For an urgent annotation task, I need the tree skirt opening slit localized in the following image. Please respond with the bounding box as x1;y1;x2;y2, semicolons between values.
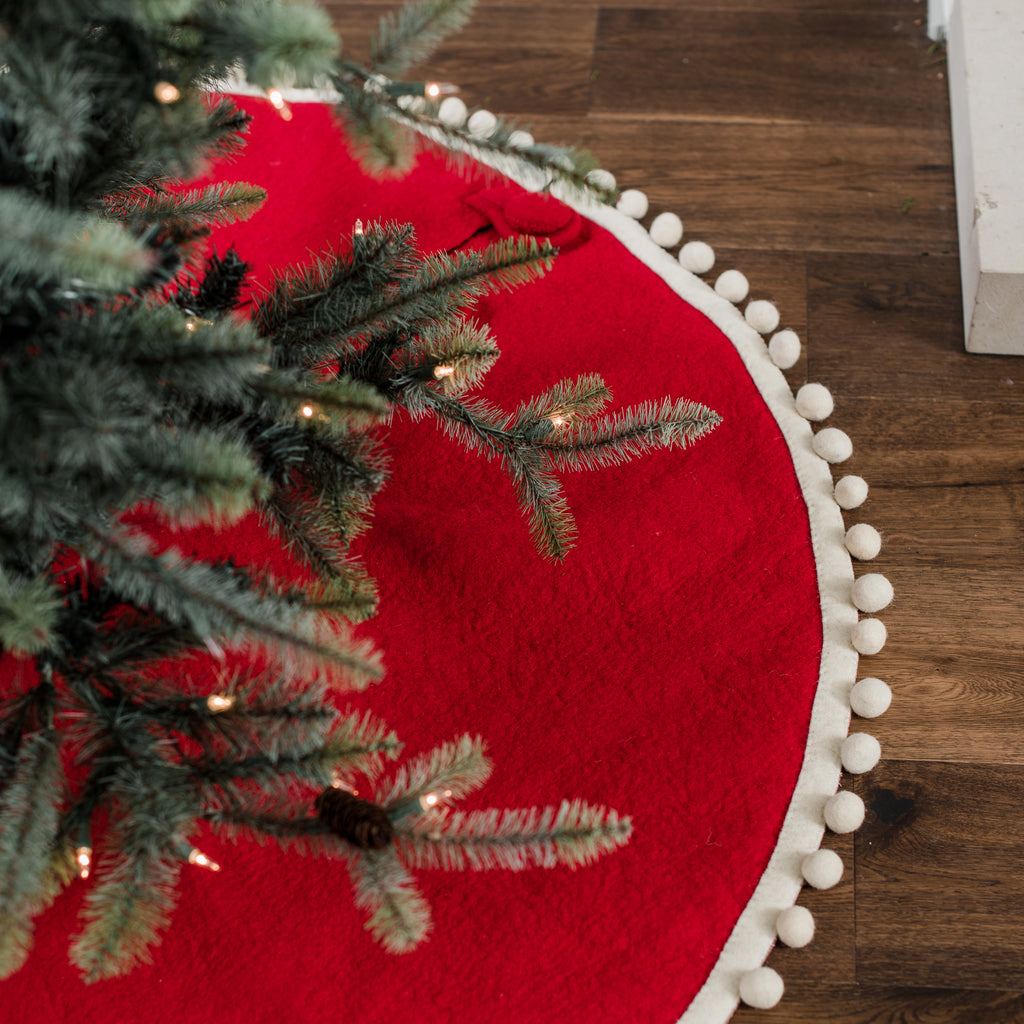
4;95;889;1024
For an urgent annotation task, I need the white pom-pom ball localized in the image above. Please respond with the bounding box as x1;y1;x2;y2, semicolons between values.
678;241;715;274
834;475;869;509
649;211;684;248
738;967;784;1010
824;790;865;834
852;573;894;613
714;269;749;303
801;848;844;889
841;733;882;774
508;129;535;149
850;677;892;718
852;617;887;655
586;168;616;191
768;329;801;369
616;189;648;219
744;299;780;335
467;109;497;138
776;905;815;948
438;96;468;126
397;94;426;114
795;382;834;421
812;427;853;463
845;523;882;560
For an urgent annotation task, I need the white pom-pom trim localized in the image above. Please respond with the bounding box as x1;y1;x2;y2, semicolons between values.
812;427;853;464
438;96;468;127
850;677;892;718
834;474;869;509
776;905;815;948
767;329;801;369
714;269;749;303
649;211;684;248
795;382;834;422
845;523;882;560
616;189;648;219
852;573;894;613
678;241;715;274
841;733;882;774
852;617;887;655
744;299;780;335
738;967;785;1009
397;94;426;114
508;129;535;149
467;109;498;138
801;848;844;889
586;168;617;191
824;790;865;834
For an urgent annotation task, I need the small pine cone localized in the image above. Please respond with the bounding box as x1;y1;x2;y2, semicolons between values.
315;787;394;851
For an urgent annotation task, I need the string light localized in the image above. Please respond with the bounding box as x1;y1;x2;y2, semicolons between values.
433;364;456;380
424;82;459;98
205;693;235;713
187;848;221;872
420;792;440;809
550;413;568;428
353;218;365;236
300;404;315;418
267;88;293;121
153;81;180;104
184;319;196;332
75;845;92;880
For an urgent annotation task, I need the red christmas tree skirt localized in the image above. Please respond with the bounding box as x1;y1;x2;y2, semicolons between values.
3;96;878;1023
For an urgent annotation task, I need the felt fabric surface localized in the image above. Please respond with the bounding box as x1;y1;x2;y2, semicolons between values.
2;97;845;1024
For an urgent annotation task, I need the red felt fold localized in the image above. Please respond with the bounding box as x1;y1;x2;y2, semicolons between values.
3;97;821;1024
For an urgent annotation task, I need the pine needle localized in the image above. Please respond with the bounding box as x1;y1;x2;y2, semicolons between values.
378;734;492;814
371;0;478;78
347;848;432;952
396;799;633;872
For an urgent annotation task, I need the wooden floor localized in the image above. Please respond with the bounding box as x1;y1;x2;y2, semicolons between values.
333;1;1024;1020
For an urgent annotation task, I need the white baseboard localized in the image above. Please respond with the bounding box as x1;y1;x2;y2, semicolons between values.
945;0;1024;354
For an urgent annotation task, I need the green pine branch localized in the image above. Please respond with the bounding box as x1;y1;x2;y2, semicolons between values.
347;847;431;952
370;0;477;78
395;799;633;871
378;734;492;817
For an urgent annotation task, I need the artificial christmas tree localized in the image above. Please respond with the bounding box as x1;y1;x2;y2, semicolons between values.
0;0;720;980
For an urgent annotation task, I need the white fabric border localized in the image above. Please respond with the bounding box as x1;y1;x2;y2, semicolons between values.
222;86;861;1023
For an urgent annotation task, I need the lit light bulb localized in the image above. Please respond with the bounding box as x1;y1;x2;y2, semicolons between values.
301;404;315;418
154;81;181;104
433;365;455;379
353;219;365;236
420;792;440;810
75;846;92;879
550;414;568;428
184;320;197;332
425;82;459;98
187;848;221;872
267;88;293;121
206;693;235;713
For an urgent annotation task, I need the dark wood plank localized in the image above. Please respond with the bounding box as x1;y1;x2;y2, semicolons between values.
853;484;1024;569
806;254;1024;404
514;116;956;256
592;8;948;127
825;398;1024;487
327;4;598;115
856;762;1024;989
734;986;1024;1023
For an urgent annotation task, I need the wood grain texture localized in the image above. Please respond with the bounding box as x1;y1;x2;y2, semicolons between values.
327;0;1024;1018
856;763;1024;988
592;8;947;128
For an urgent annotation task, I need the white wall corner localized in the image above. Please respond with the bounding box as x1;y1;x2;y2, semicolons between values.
947;0;1024;354
928;0;955;40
